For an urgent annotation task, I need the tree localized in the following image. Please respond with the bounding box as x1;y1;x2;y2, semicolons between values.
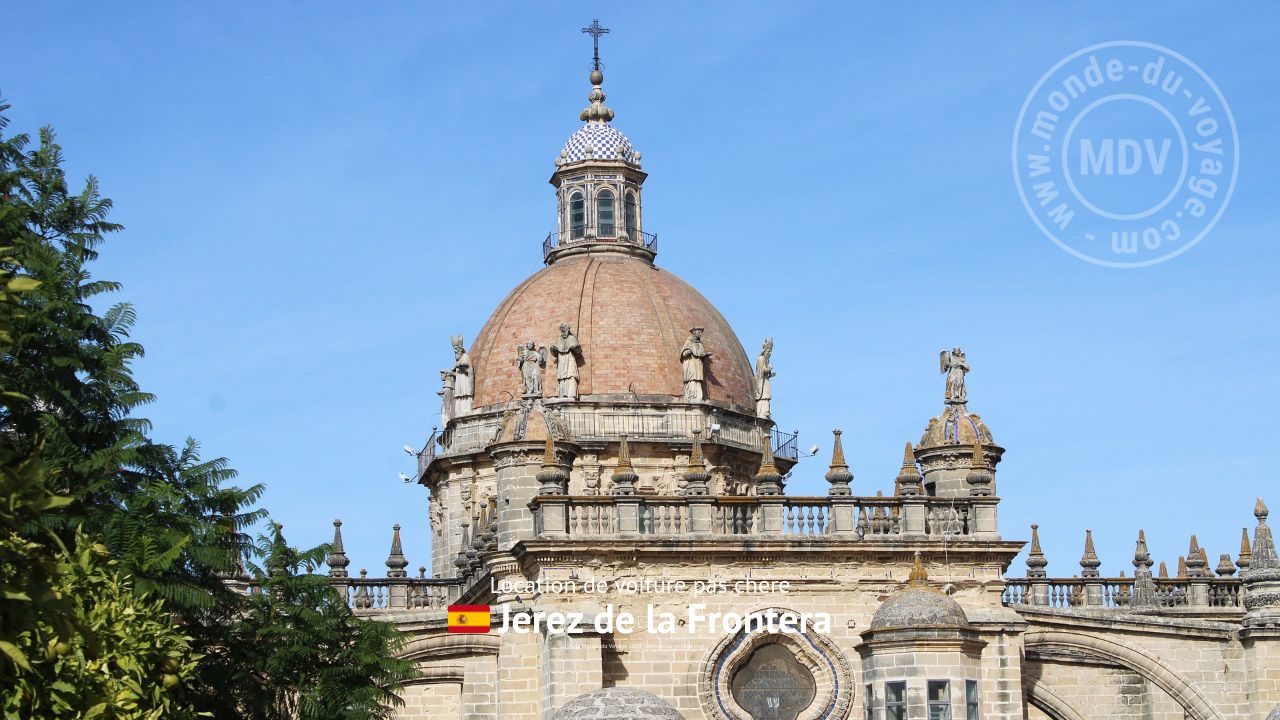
206;524;417;720
1;141;200;718
0;96;416;717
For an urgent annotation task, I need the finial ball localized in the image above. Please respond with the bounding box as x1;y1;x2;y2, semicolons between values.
590;69;604;86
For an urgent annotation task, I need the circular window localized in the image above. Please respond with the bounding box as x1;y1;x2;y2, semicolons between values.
699;608;852;720
730;643;818;720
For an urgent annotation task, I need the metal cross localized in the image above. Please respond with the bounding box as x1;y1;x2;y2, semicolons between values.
581;19;610;70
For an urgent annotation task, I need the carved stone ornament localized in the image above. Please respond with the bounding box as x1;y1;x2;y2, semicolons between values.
681;327;712;401
754;337;775;419
698;612;852;720
550;323;582;399
451;336;474;415
940;347;969;405
516;342;548;397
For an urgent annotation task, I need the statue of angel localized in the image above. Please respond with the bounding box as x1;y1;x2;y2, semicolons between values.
516;341;548;397
940;347;969;405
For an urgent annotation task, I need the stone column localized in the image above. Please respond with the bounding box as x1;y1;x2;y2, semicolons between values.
1026;524;1050;607
1184;534;1212;608
754;434;784;534
824;430;856;535
541;627;604;717
1242;499;1280;717
326;519;350;603
1079;529;1102;607
385;523;409;609
491;441;551;550
682;430;714;533
603;435;639;535
533;437;570;539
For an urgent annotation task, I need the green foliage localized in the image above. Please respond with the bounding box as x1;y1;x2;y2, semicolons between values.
209;525;418;720
0;93;415;718
0;137;199;718
0;526;202;720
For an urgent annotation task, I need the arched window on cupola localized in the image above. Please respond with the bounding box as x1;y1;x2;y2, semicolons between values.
597;189;616;237
569;192;586;239
625;191;638;237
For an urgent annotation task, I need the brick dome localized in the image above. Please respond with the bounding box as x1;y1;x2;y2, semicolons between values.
469;252;755;410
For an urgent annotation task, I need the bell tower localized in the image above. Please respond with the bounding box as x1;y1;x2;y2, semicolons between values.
544;19;652;265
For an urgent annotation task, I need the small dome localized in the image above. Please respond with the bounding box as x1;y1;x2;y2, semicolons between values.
562;122;638;164
1266;704;1280;720
871;588;971;631
919;405;994;449
552;687;683;720
493;404;548;444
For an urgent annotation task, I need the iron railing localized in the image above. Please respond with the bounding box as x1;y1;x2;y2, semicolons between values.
422;410;797;469
543;227;658;261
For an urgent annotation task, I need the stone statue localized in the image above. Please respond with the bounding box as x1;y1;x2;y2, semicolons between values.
550;323;582;399
516;341;548;397
754;337;775;418
437;369;455;427
940;347;969;405
429;496;443;537
451;336;473;415
680;327;712;401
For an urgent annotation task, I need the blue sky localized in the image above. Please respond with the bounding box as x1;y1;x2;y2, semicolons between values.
6;3;1278;579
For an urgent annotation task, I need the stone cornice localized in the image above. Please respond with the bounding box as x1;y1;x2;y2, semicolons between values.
1015;606;1237;640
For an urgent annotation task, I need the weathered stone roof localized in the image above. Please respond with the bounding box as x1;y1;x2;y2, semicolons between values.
919;404;995;450
870;587;971;631
552;687;683;720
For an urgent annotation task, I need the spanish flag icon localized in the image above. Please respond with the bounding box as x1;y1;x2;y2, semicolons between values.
447;604;491;633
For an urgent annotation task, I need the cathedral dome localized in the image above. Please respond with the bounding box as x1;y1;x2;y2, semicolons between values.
560;122;638;164
552;687;683;720
469;252;755;410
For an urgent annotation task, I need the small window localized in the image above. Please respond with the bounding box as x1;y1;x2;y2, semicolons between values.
625;191;638;235
928;680;951;720
865;684;874;720
597;189;615;237
965;680;979;720
885;681;907;720
570;192;585;239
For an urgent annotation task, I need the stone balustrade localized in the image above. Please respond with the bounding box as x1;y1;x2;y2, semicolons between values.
330;572;462;615
1002;576;1243;611
530;494;996;540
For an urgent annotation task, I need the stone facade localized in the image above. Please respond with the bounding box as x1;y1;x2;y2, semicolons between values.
318;45;1280;720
